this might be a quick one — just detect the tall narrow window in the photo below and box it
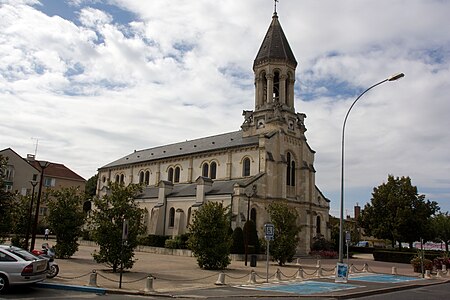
[243,157,251,177]
[316,216,321,234]
[139,171,144,184]
[145,171,150,185]
[168,167,174,182]
[273,71,280,102]
[115,174,120,183]
[210,162,217,179]
[174,167,180,183]
[286,152,295,186]
[202,163,209,177]
[169,207,175,227]
[187,207,192,227]
[120,174,125,184]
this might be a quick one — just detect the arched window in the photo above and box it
[187,207,192,227]
[202,163,209,177]
[242,157,251,177]
[273,71,280,101]
[250,208,257,224]
[120,174,125,184]
[174,167,180,183]
[115,174,120,183]
[286,152,295,186]
[210,162,217,179]
[139,171,144,184]
[145,171,150,185]
[168,167,174,182]
[316,216,321,234]
[169,207,175,228]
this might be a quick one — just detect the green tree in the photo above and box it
[0,155,14,242]
[85,174,98,200]
[243,220,260,254]
[431,212,450,252]
[361,175,438,249]
[267,201,301,266]
[188,201,232,270]
[91,183,145,272]
[231,227,245,254]
[47,187,86,258]
[9,195,31,248]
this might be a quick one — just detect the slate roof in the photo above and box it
[136,173,265,199]
[254,12,297,68]
[100,131,259,170]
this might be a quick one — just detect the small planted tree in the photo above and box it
[0,155,14,242]
[231,227,244,254]
[47,187,86,258]
[188,201,232,270]
[91,183,145,272]
[267,201,301,266]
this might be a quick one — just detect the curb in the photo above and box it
[35,282,107,295]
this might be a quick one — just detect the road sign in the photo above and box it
[264,223,274,240]
[122,219,129,241]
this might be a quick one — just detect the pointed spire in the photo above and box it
[253,11,297,69]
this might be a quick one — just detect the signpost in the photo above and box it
[264,223,274,283]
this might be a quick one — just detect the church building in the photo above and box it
[97,10,330,255]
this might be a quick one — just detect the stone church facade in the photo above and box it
[97,12,330,255]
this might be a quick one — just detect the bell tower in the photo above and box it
[242,11,306,137]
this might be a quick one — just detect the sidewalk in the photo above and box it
[37,239,449,298]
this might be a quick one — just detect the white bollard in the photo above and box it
[436,270,443,278]
[425,270,431,279]
[144,275,154,293]
[215,273,226,285]
[442,265,447,272]
[248,270,257,284]
[275,268,282,281]
[296,268,304,280]
[296,258,300,265]
[349,264,356,274]
[363,263,369,272]
[88,270,97,287]
[391,266,397,275]
[316,268,323,278]
[316,259,321,268]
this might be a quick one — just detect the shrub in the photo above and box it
[411,256,433,272]
[138,235,170,247]
[311,234,334,251]
[231,227,245,254]
[433,256,450,270]
[310,250,338,259]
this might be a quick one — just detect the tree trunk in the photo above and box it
[446,242,449,253]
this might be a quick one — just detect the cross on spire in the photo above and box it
[274,0,279,14]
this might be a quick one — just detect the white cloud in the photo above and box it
[0,0,449,215]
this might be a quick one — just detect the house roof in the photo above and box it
[30,161,85,182]
[253,12,297,68]
[100,130,259,170]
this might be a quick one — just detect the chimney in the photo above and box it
[27,154,35,161]
[354,203,361,221]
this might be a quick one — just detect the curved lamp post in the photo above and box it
[30,161,51,251]
[338,73,404,263]
[25,180,38,251]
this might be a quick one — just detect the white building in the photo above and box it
[97,11,330,255]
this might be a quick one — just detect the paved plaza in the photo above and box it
[34,238,449,298]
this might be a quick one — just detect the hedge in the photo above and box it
[373,249,443,264]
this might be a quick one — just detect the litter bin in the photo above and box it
[250,254,257,267]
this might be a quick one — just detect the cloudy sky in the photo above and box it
[1,0,449,216]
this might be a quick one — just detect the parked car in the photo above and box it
[0,245,48,293]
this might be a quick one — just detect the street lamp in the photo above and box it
[25,180,38,251]
[338,73,404,263]
[30,161,51,251]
